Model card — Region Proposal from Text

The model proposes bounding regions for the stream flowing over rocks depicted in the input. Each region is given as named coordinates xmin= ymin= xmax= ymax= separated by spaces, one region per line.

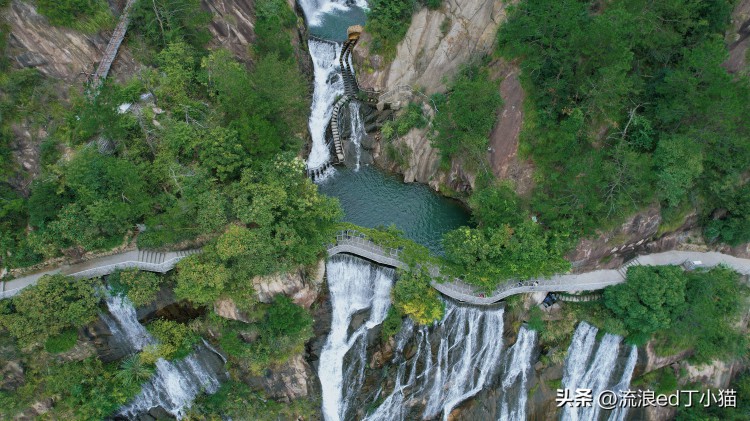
xmin=101 ymin=295 xmax=227 ymax=419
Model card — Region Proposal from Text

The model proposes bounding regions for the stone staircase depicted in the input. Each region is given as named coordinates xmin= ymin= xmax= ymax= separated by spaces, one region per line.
xmin=330 ymin=95 xmax=349 ymax=162
xmin=617 ymin=257 xmax=642 ymax=279
xmin=339 ymin=38 xmax=359 ymax=97
xmin=91 ymin=0 xmax=137 ymax=89
xmin=557 ymin=292 xmax=603 ymax=303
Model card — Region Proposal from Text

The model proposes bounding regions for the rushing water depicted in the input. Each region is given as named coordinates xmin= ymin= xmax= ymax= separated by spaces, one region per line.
xmin=497 ymin=326 xmax=537 ymax=421
xmin=102 ymin=295 xmax=225 ymax=419
xmin=348 ymin=101 xmax=365 ymax=170
xmin=317 ymin=166 xmax=470 ymax=253
xmin=307 ymin=38 xmax=344 ymax=172
xmin=561 ymin=322 xmax=638 ymax=421
xmin=319 ymin=255 xmax=395 ymax=421
xmin=364 ymin=302 xmax=506 ymax=421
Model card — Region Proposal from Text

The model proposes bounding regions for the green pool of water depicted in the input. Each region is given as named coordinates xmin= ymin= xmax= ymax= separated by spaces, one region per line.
xmin=309 ymin=6 xmax=367 ymax=41
xmin=317 ymin=166 xmax=471 ymax=254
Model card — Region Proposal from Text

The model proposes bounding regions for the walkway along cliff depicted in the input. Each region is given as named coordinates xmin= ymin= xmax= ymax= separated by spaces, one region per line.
xmin=3 ymin=230 xmax=749 ymax=303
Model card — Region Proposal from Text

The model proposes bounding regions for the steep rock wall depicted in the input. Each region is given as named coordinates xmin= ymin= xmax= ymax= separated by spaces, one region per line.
xmin=354 ymin=0 xmax=508 ymax=95
xmin=354 ymin=0 xmax=514 ymax=191
xmin=4 ymin=0 xmax=140 ymax=83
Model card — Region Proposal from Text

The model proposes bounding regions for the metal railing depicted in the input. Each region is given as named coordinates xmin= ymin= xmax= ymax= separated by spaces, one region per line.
xmin=91 ymin=0 xmax=137 ymax=88
xmin=328 ymin=230 xmax=403 ymax=260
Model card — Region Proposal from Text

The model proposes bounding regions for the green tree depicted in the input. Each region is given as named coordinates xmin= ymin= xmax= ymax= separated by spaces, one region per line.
xmin=174 ymin=255 xmax=230 ymax=305
xmin=443 ymin=221 xmax=570 ymax=290
xmin=146 ymin=319 xmax=199 ymax=360
xmin=432 ymin=66 xmax=502 ymax=165
xmin=654 ymin=135 xmax=703 ymax=207
xmin=393 ymin=266 xmax=444 ymax=324
xmin=0 ymin=274 xmax=99 ymax=346
xmin=262 ymin=295 xmax=312 ymax=339
xmin=110 ymin=270 xmax=163 ymax=307
xmin=603 ymin=265 xmax=687 ymax=340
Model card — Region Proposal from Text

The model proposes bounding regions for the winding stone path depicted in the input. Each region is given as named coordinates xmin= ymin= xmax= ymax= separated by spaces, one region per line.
xmin=326 ymin=230 xmax=750 ymax=305
xmin=4 ymin=232 xmax=749 ymax=304
xmin=0 ymin=249 xmax=198 ymax=299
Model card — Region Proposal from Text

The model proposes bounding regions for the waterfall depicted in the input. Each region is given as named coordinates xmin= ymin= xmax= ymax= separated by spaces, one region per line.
xmin=101 ymin=295 xmax=153 ymax=352
xmin=364 ymin=302 xmax=506 ymax=421
xmin=299 ymin=0 xmax=369 ymax=26
xmin=307 ymin=39 xmax=344 ymax=176
xmin=103 ymin=295 xmax=224 ymax=419
xmin=497 ymin=326 xmax=537 ymax=421
xmin=348 ymin=101 xmax=365 ymax=170
xmin=561 ymin=322 xmax=638 ymax=421
xmin=319 ymin=255 xmax=395 ymax=421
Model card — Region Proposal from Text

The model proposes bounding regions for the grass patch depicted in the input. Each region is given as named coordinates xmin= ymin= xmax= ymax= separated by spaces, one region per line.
xmin=44 ymin=328 xmax=78 ymax=353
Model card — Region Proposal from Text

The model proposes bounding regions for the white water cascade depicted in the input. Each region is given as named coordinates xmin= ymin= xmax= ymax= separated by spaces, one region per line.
xmin=365 ymin=302 xmax=506 ymax=421
xmin=561 ymin=322 xmax=638 ymax=421
xmin=102 ymin=295 xmax=224 ymax=419
xmin=306 ymin=39 xmax=345 ymax=176
xmin=497 ymin=326 xmax=538 ymax=421
xmin=348 ymin=101 xmax=365 ymax=170
xmin=319 ymin=255 xmax=395 ymax=421
xmin=299 ymin=0 xmax=369 ymax=26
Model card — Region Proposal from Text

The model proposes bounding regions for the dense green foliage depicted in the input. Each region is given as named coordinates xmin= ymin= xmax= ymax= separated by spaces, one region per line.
xmin=393 ymin=266 xmax=445 ymax=325
xmin=146 ymin=318 xmax=199 ymax=360
xmin=0 ymin=0 xmax=331 ymax=270
xmin=36 ymin=0 xmax=114 ymax=33
xmin=595 ymin=265 xmax=748 ymax=361
xmin=442 ymin=182 xmax=570 ymax=290
xmin=43 ymin=328 xmax=79 ymax=353
xmin=129 ymin=0 xmax=211 ymax=51
xmin=604 ymin=265 xmax=688 ymax=342
xmin=189 ymin=380 xmax=319 ymax=420
xmin=366 ymin=0 xmax=442 ymax=58
xmin=497 ymin=0 xmax=750 ymax=243
xmin=431 ymin=66 xmax=502 ymax=167
xmin=676 ymin=370 xmax=750 ymax=421
xmin=0 ymin=274 xmax=99 ymax=346
xmin=213 ymin=296 xmax=313 ymax=374
xmin=109 ymin=269 xmax=163 ymax=307
xmin=0 ymin=353 xmax=140 ymax=420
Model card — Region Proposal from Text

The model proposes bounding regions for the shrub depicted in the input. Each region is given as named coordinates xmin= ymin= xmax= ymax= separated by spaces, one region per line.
xmin=146 ymin=319 xmax=199 ymax=360
xmin=0 ymin=274 xmax=100 ymax=346
xmin=381 ymin=307 xmax=403 ymax=341
xmin=36 ymin=0 xmax=114 ymax=33
xmin=262 ymin=295 xmax=312 ymax=339
xmin=109 ymin=269 xmax=163 ymax=307
xmin=393 ymin=266 xmax=444 ymax=325
xmin=431 ymin=66 xmax=502 ymax=166
xmin=44 ymin=328 xmax=79 ymax=353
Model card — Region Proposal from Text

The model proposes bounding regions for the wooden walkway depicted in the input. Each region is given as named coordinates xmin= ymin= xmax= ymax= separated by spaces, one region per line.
xmin=0 ymin=249 xmax=198 ymax=299
xmin=90 ymin=0 xmax=138 ymax=89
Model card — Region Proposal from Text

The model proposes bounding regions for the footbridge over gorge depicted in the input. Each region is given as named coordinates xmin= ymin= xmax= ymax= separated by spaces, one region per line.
xmin=327 ymin=230 xmax=750 ymax=305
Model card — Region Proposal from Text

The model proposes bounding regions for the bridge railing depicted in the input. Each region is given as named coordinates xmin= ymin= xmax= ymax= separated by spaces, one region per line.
xmin=330 ymin=230 xmax=403 ymax=260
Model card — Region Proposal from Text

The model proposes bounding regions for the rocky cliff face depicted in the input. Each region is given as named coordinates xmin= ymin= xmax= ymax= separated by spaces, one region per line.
xmin=201 ymin=0 xmax=256 ymax=63
xmin=4 ymin=0 xmax=140 ymax=83
xmin=354 ymin=0 xmax=509 ymax=96
xmin=725 ymin=0 xmax=750 ymax=74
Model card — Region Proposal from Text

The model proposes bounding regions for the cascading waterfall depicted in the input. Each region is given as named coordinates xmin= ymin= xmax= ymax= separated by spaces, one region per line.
xmin=307 ymin=39 xmax=344 ymax=176
xmin=497 ymin=326 xmax=537 ymax=421
xmin=348 ymin=101 xmax=365 ymax=170
xmin=365 ymin=302 xmax=506 ymax=421
xmin=561 ymin=322 xmax=638 ymax=421
xmin=102 ymin=295 xmax=224 ymax=419
xmin=299 ymin=0 xmax=369 ymax=26
xmin=318 ymin=255 xmax=395 ymax=421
